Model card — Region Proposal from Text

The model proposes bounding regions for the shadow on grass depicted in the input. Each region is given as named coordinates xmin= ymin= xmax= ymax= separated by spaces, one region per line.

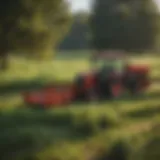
xmin=0 ymin=107 xmax=119 ymax=141
xmin=73 ymin=91 xmax=160 ymax=106
xmin=125 ymin=105 xmax=160 ymax=119
xmin=0 ymin=107 xmax=133 ymax=160
xmin=0 ymin=109 xmax=72 ymax=160
xmin=0 ymin=78 xmax=72 ymax=95
xmin=113 ymin=91 xmax=160 ymax=102
xmin=0 ymin=78 xmax=48 ymax=95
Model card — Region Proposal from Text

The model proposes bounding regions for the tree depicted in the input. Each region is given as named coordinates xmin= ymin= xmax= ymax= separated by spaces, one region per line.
xmin=89 ymin=0 xmax=159 ymax=52
xmin=59 ymin=11 xmax=90 ymax=50
xmin=0 ymin=0 xmax=72 ymax=70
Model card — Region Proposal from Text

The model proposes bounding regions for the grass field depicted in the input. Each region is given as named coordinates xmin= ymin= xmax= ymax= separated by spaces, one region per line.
xmin=0 ymin=53 xmax=159 ymax=160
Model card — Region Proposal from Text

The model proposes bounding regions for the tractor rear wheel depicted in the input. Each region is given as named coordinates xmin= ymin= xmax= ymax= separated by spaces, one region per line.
xmin=124 ymin=75 xmax=140 ymax=95
xmin=97 ymin=80 xmax=121 ymax=100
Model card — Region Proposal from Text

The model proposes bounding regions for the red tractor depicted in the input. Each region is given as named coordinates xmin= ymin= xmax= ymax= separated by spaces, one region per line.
xmin=23 ymin=52 xmax=150 ymax=108
xmin=74 ymin=52 xmax=150 ymax=101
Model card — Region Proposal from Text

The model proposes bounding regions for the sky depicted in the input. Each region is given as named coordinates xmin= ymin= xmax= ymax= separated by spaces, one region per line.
xmin=68 ymin=0 xmax=160 ymax=12
xmin=68 ymin=0 xmax=91 ymax=12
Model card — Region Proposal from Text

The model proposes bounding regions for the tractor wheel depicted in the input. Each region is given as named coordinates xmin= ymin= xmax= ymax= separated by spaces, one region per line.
xmin=110 ymin=84 xmax=122 ymax=99
xmin=128 ymin=80 xmax=140 ymax=95
xmin=124 ymin=74 xmax=140 ymax=95
xmin=97 ymin=78 xmax=122 ymax=100
xmin=98 ymin=85 xmax=116 ymax=100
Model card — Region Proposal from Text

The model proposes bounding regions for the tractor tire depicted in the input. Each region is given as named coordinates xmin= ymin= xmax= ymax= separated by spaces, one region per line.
xmin=125 ymin=76 xmax=139 ymax=95
xmin=97 ymin=81 xmax=115 ymax=100
xmin=96 ymin=74 xmax=121 ymax=100
xmin=74 ymin=76 xmax=90 ymax=102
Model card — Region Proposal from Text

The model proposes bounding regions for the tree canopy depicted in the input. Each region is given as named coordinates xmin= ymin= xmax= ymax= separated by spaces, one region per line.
xmin=59 ymin=11 xmax=89 ymax=50
xmin=89 ymin=0 xmax=160 ymax=52
xmin=0 ymin=0 xmax=72 ymax=69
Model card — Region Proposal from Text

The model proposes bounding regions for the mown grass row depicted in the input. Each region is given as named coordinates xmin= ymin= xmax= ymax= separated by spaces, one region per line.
xmin=0 ymin=108 xmax=119 ymax=160
xmin=0 ymin=81 xmax=159 ymax=152
xmin=0 ymin=54 xmax=159 ymax=86
xmin=0 ymin=105 xmax=159 ymax=160
xmin=0 ymin=100 xmax=159 ymax=160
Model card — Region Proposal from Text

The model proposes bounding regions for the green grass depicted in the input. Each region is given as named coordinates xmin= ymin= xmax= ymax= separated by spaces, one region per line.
xmin=0 ymin=53 xmax=159 ymax=160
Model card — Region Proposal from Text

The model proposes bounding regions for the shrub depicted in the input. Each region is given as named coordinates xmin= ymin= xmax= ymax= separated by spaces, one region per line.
xmin=95 ymin=139 xmax=133 ymax=160
xmin=97 ymin=111 xmax=120 ymax=130
xmin=0 ymin=126 xmax=55 ymax=160
xmin=0 ymin=109 xmax=73 ymax=129
xmin=0 ymin=108 xmax=76 ymax=160
xmin=70 ymin=109 xmax=120 ymax=137
xmin=131 ymin=123 xmax=160 ymax=160
xmin=71 ymin=112 xmax=99 ymax=137
xmin=126 ymin=105 xmax=160 ymax=119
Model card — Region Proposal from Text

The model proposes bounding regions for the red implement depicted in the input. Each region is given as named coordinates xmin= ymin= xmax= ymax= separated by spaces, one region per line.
xmin=24 ymin=84 xmax=75 ymax=107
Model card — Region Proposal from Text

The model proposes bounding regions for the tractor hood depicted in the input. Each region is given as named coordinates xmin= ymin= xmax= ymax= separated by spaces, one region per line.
xmin=127 ymin=65 xmax=149 ymax=73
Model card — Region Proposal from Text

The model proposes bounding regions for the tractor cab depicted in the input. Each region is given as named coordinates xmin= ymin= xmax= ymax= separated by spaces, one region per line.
xmin=94 ymin=57 xmax=124 ymax=75
xmin=91 ymin=51 xmax=127 ymax=76
xmin=88 ymin=51 xmax=127 ymax=99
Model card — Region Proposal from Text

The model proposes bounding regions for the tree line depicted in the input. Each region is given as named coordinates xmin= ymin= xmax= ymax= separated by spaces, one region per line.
xmin=0 ymin=0 xmax=72 ymax=70
xmin=90 ymin=0 xmax=160 ymax=52
xmin=60 ymin=0 xmax=160 ymax=53
xmin=0 ymin=0 xmax=159 ymax=70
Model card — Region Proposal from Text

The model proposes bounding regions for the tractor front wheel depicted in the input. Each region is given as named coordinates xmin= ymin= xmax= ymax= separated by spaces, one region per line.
xmin=110 ymin=84 xmax=122 ymax=99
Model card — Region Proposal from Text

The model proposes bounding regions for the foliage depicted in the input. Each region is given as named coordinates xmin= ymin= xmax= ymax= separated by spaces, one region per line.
xmin=99 ymin=139 xmax=132 ymax=160
xmin=71 ymin=109 xmax=120 ymax=137
xmin=90 ymin=0 xmax=160 ymax=52
xmin=125 ymin=105 xmax=160 ymax=119
xmin=59 ymin=11 xmax=89 ymax=50
xmin=131 ymin=123 xmax=160 ymax=160
xmin=0 ymin=0 xmax=72 ymax=69
xmin=0 ymin=108 xmax=120 ymax=159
